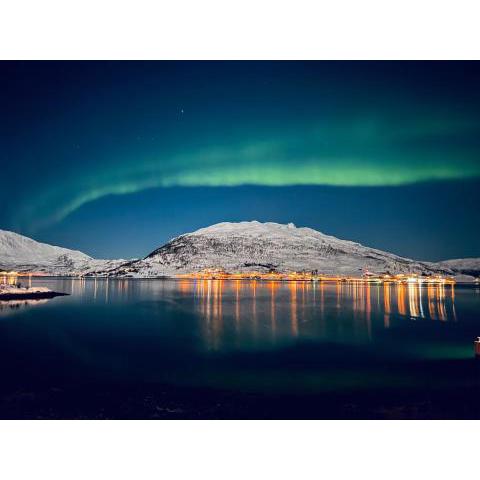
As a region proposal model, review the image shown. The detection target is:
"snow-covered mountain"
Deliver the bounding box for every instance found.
[107,221,454,278]
[2,222,477,279]
[435,258,480,277]
[0,229,123,275]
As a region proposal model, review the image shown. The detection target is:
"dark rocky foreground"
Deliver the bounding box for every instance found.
[1,363,479,420]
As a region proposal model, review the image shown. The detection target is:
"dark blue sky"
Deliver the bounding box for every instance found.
[1,61,479,260]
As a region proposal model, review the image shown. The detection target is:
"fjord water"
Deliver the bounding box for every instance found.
[1,278,479,417]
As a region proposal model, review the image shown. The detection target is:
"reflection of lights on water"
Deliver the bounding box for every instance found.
[365,282,371,339]
[180,279,459,350]
[270,281,277,340]
[397,285,406,316]
[427,284,436,319]
[6,278,460,349]
[235,280,240,329]
[0,298,50,314]
[408,283,419,318]
[437,284,447,321]
[418,283,425,318]
[320,281,325,317]
[289,281,298,337]
[383,283,391,328]
[251,280,257,338]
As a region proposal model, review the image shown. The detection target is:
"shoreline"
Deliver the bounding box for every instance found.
[1,373,479,420]
[0,291,69,301]
[9,274,478,285]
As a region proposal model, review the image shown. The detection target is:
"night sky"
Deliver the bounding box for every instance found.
[1,61,479,260]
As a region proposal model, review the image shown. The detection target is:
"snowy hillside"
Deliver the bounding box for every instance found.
[3,222,476,279]
[107,221,453,277]
[435,258,480,277]
[0,229,123,275]
[0,229,90,272]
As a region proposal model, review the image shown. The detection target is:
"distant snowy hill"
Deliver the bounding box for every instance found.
[3,222,476,279]
[435,258,480,277]
[0,229,123,275]
[107,221,454,278]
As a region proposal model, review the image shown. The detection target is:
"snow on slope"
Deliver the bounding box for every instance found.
[0,229,90,272]
[0,229,124,275]
[3,222,475,279]
[109,221,453,277]
[435,258,480,277]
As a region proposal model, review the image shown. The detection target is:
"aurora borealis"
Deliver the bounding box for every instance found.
[1,61,480,259]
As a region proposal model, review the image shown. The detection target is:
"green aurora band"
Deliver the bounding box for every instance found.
[13,116,480,232]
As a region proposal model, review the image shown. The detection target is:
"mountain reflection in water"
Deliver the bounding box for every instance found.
[0,298,50,314]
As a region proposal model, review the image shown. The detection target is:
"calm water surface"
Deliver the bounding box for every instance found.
[1,278,479,397]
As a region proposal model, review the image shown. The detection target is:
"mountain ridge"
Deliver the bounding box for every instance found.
[436,258,480,277]
[0,229,123,274]
[1,222,478,279]
[108,221,462,278]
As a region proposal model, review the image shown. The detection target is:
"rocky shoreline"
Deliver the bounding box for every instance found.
[0,285,69,301]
